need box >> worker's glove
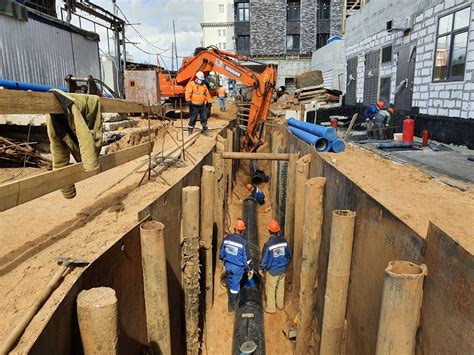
[248,270,254,280]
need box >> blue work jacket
[251,187,265,204]
[261,234,291,276]
[219,233,251,269]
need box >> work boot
[228,300,236,314]
[201,128,209,136]
[188,127,194,135]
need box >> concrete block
[421,68,431,76]
[464,82,474,91]
[427,107,438,115]
[463,92,470,101]
[424,8,434,17]
[420,93,429,100]
[444,0,455,9]
[420,85,428,92]
[444,99,456,108]
[413,92,421,100]
[430,91,438,98]
[419,29,427,38]
[439,91,450,99]
[422,76,432,84]
[434,3,444,14]
[418,100,428,108]
[449,109,461,117]
[426,24,436,34]
[460,111,468,118]
[434,99,443,107]
[462,101,471,111]
[415,14,424,23]
[438,108,449,116]
[451,90,463,99]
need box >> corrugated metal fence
[0,13,100,88]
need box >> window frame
[218,4,224,14]
[286,34,300,52]
[236,35,250,52]
[287,1,301,22]
[317,0,331,20]
[236,2,250,22]
[432,6,470,82]
[382,45,393,63]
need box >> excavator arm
[175,48,277,151]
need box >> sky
[57,0,203,68]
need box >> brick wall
[249,0,286,55]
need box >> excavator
[159,47,277,151]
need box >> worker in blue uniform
[260,220,291,313]
[219,220,252,313]
[246,183,265,205]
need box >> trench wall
[284,130,473,354]
[28,148,214,354]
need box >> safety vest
[185,81,212,106]
[217,87,226,98]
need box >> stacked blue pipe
[0,79,68,93]
[287,118,346,153]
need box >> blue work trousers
[189,104,208,130]
[225,262,245,301]
[218,97,226,111]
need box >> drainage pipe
[0,79,68,93]
[288,126,329,152]
[139,221,171,354]
[375,260,427,355]
[329,139,346,153]
[320,210,356,355]
[250,160,269,185]
[288,118,339,141]
[200,166,216,313]
[232,197,265,355]
[182,186,201,354]
[76,287,118,355]
[296,177,326,354]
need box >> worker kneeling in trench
[260,220,292,314]
[219,220,252,313]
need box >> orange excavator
[159,47,277,151]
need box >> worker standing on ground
[373,103,391,140]
[217,85,227,111]
[246,183,265,205]
[219,220,252,313]
[185,71,212,135]
[260,220,291,314]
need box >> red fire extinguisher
[403,116,415,143]
[330,117,338,129]
[422,129,430,146]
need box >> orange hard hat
[246,183,253,190]
[268,220,281,233]
[234,220,246,231]
[376,101,385,109]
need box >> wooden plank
[0,90,161,114]
[0,142,152,212]
[222,152,292,160]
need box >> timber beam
[222,152,293,161]
[0,89,161,114]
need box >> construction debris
[295,85,342,105]
[295,70,324,89]
[0,136,51,168]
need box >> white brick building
[343,0,473,146]
[201,0,235,52]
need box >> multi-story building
[201,0,235,52]
[344,0,473,147]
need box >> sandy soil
[0,103,233,353]
[204,149,294,354]
[319,143,474,253]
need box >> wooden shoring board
[0,142,153,212]
[0,90,161,114]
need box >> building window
[316,33,330,49]
[382,45,392,63]
[434,7,470,81]
[287,1,300,21]
[223,42,227,49]
[218,29,222,37]
[317,0,330,20]
[222,29,226,37]
[218,43,222,49]
[236,35,250,52]
[236,2,250,22]
[218,4,224,13]
[287,34,300,51]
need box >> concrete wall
[283,130,473,354]
[345,0,474,119]
[258,58,312,88]
[311,39,346,90]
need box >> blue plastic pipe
[288,126,329,152]
[287,118,339,141]
[330,139,346,153]
[0,79,68,93]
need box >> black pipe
[250,160,269,186]
[232,198,265,355]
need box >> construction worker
[219,220,252,313]
[374,103,391,140]
[217,85,227,111]
[260,220,291,314]
[246,183,265,205]
[185,71,212,135]
[364,101,384,139]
